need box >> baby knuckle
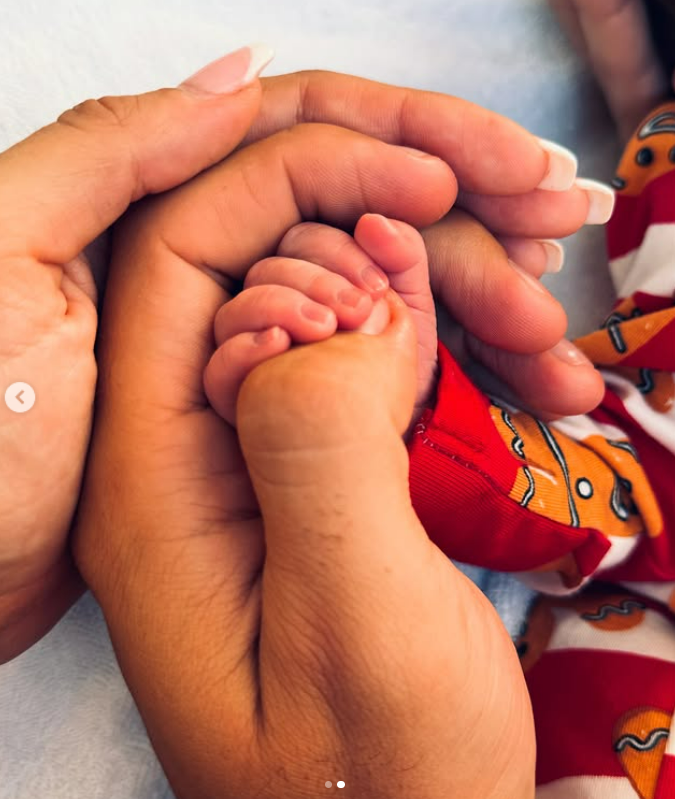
[244,257,282,286]
[278,222,322,255]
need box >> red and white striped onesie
[408,102,675,798]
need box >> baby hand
[204,213,438,427]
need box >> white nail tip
[540,239,565,273]
[537,138,579,191]
[575,178,616,225]
[243,43,275,84]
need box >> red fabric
[592,393,675,583]
[528,649,675,785]
[607,170,675,260]
[408,344,610,574]
[405,102,675,795]
[657,757,675,799]
[632,292,675,315]
[618,313,675,370]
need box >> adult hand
[0,45,272,663]
[74,121,535,799]
[250,71,611,415]
[0,48,604,663]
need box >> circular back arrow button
[4,382,36,413]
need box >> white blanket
[0,1,619,796]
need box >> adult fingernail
[361,265,389,293]
[398,146,442,163]
[551,339,593,366]
[301,303,334,325]
[509,259,547,294]
[357,298,391,335]
[576,178,616,225]
[338,287,366,308]
[537,138,579,191]
[540,239,565,274]
[180,43,275,96]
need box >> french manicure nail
[509,259,547,294]
[180,43,275,96]
[551,339,593,366]
[540,239,565,274]
[576,178,616,225]
[361,265,388,293]
[537,138,579,191]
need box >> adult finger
[0,44,272,265]
[458,178,615,239]
[422,209,568,354]
[247,71,579,195]
[424,211,607,414]
[147,125,455,282]
[497,237,565,278]
[466,334,606,418]
[549,0,589,56]
[104,125,455,419]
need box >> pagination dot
[337,781,346,788]
[325,781,332,788]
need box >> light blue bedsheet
[0,1,619,796]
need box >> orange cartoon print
[613,707,672,799]
[613,103,675,196]
[515,591,649,672]
[489,404,657,539]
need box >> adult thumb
[0,44,272,266]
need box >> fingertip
[356,213,416,244]
[575,178,616,225]
[354,214,401,256]
[468,334,606,418]
[360,264,389,294]
[497,262,568,352]
[355,214,426,276]
[205,327,293,424]
[356,297,391,335]
[253,325,290,348]
[536,138,578,192]
[357,212,399,234]
[353,290,414,337]
[499,238,565,278]
[300,302,338,333]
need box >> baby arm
[204,213,438,427]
